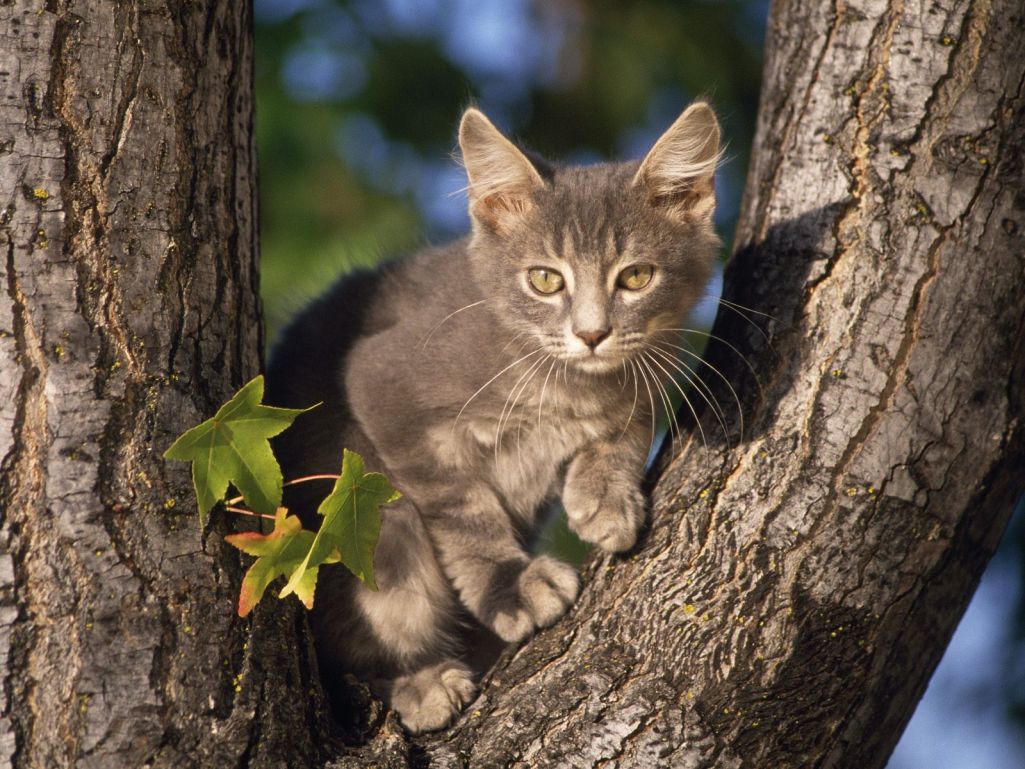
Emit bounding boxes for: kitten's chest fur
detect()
[431,369,623,519]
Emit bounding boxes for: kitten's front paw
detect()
[390,660,476,733]
[483,555,579,643]
[563,474,646,553]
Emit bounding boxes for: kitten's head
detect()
[459,102,722,375]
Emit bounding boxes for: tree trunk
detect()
[335,0,1025,765]
[0,2,328,767]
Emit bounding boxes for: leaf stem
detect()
[225,505,276,521]
[285,474,343,488]
[224,474,341,506]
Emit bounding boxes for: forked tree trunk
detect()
[359,0,1022,765]
[0,2,328,768]
[2,0,1024,768]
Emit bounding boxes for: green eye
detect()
[617,264,654,290]
[527,267,565,295]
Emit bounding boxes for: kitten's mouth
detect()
[564,351,625,374]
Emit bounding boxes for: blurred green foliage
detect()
[255,0,765,338]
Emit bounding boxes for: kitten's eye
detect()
[527,267,565,295]
[617,264,654,290]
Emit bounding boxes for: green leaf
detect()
[225,507,321,616]
[163,375,315,522]
[281,449,400,595]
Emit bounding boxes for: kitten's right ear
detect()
[633,101,722,223]
[459,108,545,232]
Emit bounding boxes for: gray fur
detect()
[267,102,721,732]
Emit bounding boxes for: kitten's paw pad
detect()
[488,555,579,643]
[390,660,476,733]
[564,483,646,553]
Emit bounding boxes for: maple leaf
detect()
[281,449,400,595]
[163,376,315,523]
[225,507,331,616]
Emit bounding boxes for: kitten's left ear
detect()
[633,101,722,222]
[459,108,546,232]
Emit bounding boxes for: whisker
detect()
[647,344,724,423]
[717,296,779,322]
[641,350,705,451]
[656,328,763,397]
[498,331,529,357]
[537,356,559,432]
[495,353,548,469]
[647,344,728,448]
[633,357,659,456]
[651,338,746,443]
[551,358,563,418]
[453,347,545,431]
[637,353,682,458]
[512,355,550,475]
[616,359,641,444]
[496,353,546,448]
[559,358,570,414]
[418,299,488,350]
[714,299,771,344]
[647,352,686,456]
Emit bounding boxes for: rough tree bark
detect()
[336,0,1025,765]
[3,0,1024,768]
[0,2,329,768]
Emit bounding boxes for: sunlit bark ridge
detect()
[396,0,1025,765]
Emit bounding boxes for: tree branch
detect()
[333,0,1025,765]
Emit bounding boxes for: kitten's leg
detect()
[314,502,477,732]
[563,432,649,553]
[423,485,579,643]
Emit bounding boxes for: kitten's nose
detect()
[575,328,611,350]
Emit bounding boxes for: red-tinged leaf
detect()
[226,507,318,616]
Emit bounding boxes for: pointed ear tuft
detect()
[459,108,545,231]
[633,101,722,222]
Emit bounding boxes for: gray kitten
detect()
[267,101,721,733]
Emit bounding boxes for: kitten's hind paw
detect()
[486,555,580,643]
[390,660,477,733]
